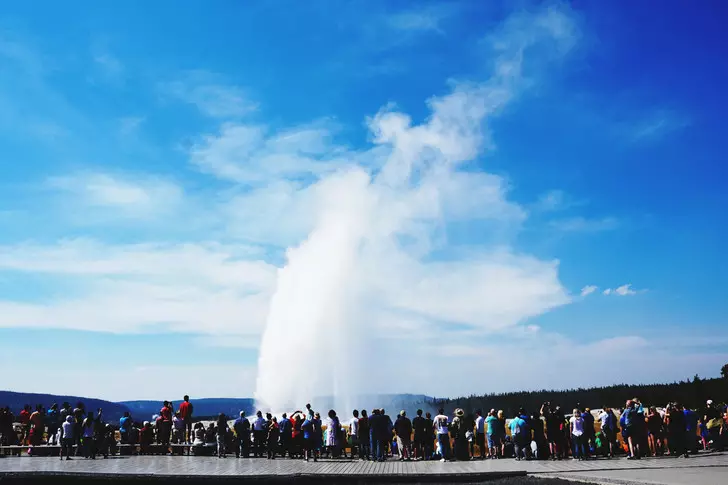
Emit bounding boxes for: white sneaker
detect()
[440,458,446,462]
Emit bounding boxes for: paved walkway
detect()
[0,452,726,484]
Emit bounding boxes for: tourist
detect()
[622,400,640,459]
[140,421,154,455]
[412,409,426,460]
[60,415,74,461]
[213,413,227,458]
[301,412,314,462]
[646,406,663,456]
[159,401,172,447]
[47,403,60,446]
[423,412,434,460]
[171,411,184,444]
[450,408,469,461]
[531,412,547,459]
[28,404,45,450]
[368,409,380,461]
[433,408,451,462]
[192,422,205,447]
[233,411,248,458]
[252,411,266,457]
[581,408,595,459]
[82,411,96,459]
[358,409,370,460]
[372,409,390,461]
[597,406,618,458]
[474,409,486,459]
[569,408,586,461]
[277,412,291,457]
[325,409,341,458]
[267,416,280,459]
[684,405,699,454]
[666,402,689,458]
[179,395,194,444]
[394,410,412,461]
[19,404,30,446]
[291,411,304,458]
[312,411,323,460]
[119,411,132,444]
[484,409,498,459]
[348,410,360,458]
[509,411,528,461]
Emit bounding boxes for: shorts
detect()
[487,435,497,448]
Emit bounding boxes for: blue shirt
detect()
[279,417,291,435]
[684,409,698,432]
[509,417,526,437]
[302,419,313,439]
[119,416,131,433]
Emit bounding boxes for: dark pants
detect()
[83,437,96,458]
[184,419,192,443]
[61,438,74,459]
[437,434,451,460]
[370,434,379,460]
[572,434,585,458]
[253,431,265,457]
[241,437,251,457]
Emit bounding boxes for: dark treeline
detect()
[424,374,727,418]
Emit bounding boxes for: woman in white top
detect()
[569,408,586,460]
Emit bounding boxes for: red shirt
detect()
[179,401,192,420]
[160,406,172,422]
[19,409,30,424]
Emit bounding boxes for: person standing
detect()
[278,413,292,457]
[485,409,499,459]
[474,409,486,459]
[60,415,74,461]
[348,410,360,459]
[178,395,193,444]
[267,417,280,459]
[433,408,451,462]
[159,401,172,448]
[82,411,96,459]
[325,410,341,458]
[253,411,266,458]
[394,411,412,461]
[47,404,60,446]
[216,413,228,458]
[412,409,426,460]
[569,409,585,461]
[358,410,370,460]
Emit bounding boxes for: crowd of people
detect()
[1,395,726,463]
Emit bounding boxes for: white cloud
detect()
[386,5,454,34]
[550,216,618,232]
[602,283,642,296]
[629,109,690,142]
[47,172,183,219]
[189,120,348,184]
[164,71,257,118]
[580,285,597,297]
[0,239,275,336]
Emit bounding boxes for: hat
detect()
[454,408,464,417]
[240,411,245,417]
[707,399,713,405]
[399,410,406,416]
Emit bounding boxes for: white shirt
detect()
[598,411,608,427]
[475,415,485,433]
[570,416,584,436]
[349,417,359,436]
[434,414,449,435]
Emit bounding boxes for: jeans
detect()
[572,434,585,458]
[437,434,451,460]
[370,434,379,460]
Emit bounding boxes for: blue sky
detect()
[1,0,726,401]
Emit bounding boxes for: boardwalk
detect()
[0,452,727,484]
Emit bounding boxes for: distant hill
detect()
[121,398,256,420]
[0,390,131,421]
